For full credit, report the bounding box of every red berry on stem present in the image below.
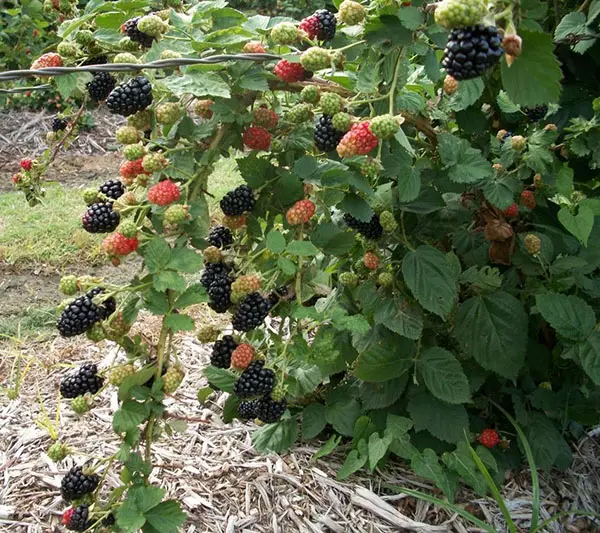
[243,126,271,151]
[286,199,316,226]
[274,60,307,83]
[363,252,380,270]
[520,190,536,210]
[503,203,518,218]
[20,158,33,171]
[148,179,181,206]
[478,428,500,449]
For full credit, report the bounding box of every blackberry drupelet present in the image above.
[98,179,125,201]
[524,105,548,121]
[57,288,115,338]
[51,117,68,132]
[231,292,270,332]
[86,72,117,101]
[219,185,255,216]
[442,25,503,80]
[314,115,344,151]
[314,9,337,41]
[200,262,232,289]
[122,17,155,48]
[233,360,275,398]
[343,213,383,240]
[255,396,287,423]
[238,400,257,420]
[210,335,238,368]
[106,76,153,117]
[63,505,90,531]
[60,363,104,398]
[207,225,234,249]
[82,202,120,233]
[61,466,100,501]
[208,274,233,313]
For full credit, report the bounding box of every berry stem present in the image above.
[400,211,415,251]
[295,223,304,305]
[388,49,404,115]
[335,40,366,52]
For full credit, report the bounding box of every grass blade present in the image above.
[533,509,600,532]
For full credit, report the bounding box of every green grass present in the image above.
[0,305,58,340]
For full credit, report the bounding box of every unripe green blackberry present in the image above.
[60,275,78,296]
[370,114,399,139]
[271,385,287,402]
[271,22,298,45]
[379,210,398,232]
[46,131,58,143]
[353,258,369,275]
[164,204,189,225]
[113,52,140,64]
[115,125,141,145]
[117,219,137,238]
[119,37,140,52]
[434,0,487,29]
[123,143,145,161]
[86,323,106,342]
[300,47,332,71]
[43,1,54,15]
[161,49,182,59]
[137,14,167,37]
[71,395,92,414]
[511,135,527,151]
[524,234,541,255]
[156,102,181,125]
[163,366,185,393]
[76,29,95,45]
[155,8,172,19]
[339,272,359,287]
[287,104,313,124]
[82,187,99,205]
[332,112,353,132]
[196,325,220,343]
[360,157,381,178]
[301,85,319,104]
[377,272,394,287]
[203,246,222,263]
[109,364,136,386]
[128,110,153,131]
[48,442,70,462]
[165,0,182,8]
[142,152,168,173]
[320,93,343,115]
[338,0,366,25]
[105,312,132,340]
[57,42,78,58]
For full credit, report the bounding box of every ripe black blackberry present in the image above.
[233,360,275,398]
[57,288,115,338]
[268,286,289,306]
[208,274,233,313]
[442,25,503,81]
[255,396,287,423]
[200,262,232,289]
[219,185,255,216]
[238,400,257,420]
[106,76,153,117]
[207,225,234,249]
[82,55,108,66]
[98,179,125,201]
[210,335,238,368]
[231,292,270,332]
[51,117,68,132]
[86,72,117,101]
[314,9,337,41]
[63,505,90,532]
[524,105,548,121]
[61,466,100,501]
[102,513,116,527]
[82,202,120,233]
[314,115,344,152]
[60,363,104,398]
[343,213,383,240]
[122,17,155,48]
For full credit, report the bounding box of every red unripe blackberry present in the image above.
[147,179,180,206]
[20,159,33,171]
[220,185,255,216]
[57,288,116,337]
[363,251,380,270]
[233,360,275,398]
[120,158,149,183]
[121,17,154,48]
[243,41,266,53]
[343,213,383,240]
[207,225,233,248]
[286,199,316,225]
[337,121,379,157]
[274,60,307,83]
[62,505,90,531]
[31,52,63,69]
[520,190,536,209]
[255,396,287,423]
[98,179,124,201]
[252,106,279,130]
[299,15,319,39]
[231,343,255,369]
[61,465,100,501]
[82,202,120,233]
[478,428,500,449]
[210,335,238,368]
[503,203,518,218]
[231,292,270,332]
[60,363,104,397]
[102,232,139,256]
[106,76,153,117]
[243,126,271,151]
[87,72,117,101]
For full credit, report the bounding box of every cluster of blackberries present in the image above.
[57,288,115,338]
[210,335,238,368]
[238,396,287,423]
[86,72,117,102]
[61,466,99,501]
[98,179,124,201]
[314,115,344,152]
[232,292,270,332]
[106,76,153,117]
[343,213,383,240]
[200,262,234,313]
[442,25,503,80]
[207,225,233,249]
[62,505,90,532]
[233,360,275,398]
[82,202,120,233]
[122,16,155,48]
[51,117,68,132]
[60,363,104,398]
[220,185,255,216]
[524,105,548,121]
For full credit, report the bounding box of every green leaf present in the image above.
[437,134,493,184]
[454,292,527,379]
[144,289,170,315]
[174,284,207,308]
[525,412,567,471]
[368,432,392,470]
[314,434,341,459]
[286,240,320,256]
[397,168,421,203]
[481,175,520,210]
[118,367,156,402]
[325,398,362,436]
[164,68,230,98]
[203,366,236,393]
[164,314,195,332]
[144,238,171,273]
[337,449,368,480]
[558,206,595,246]
[311,223,355,256]
[578,332,600,385]
[359,376,408,410]
[556,165,574,197]
[443,442,488,496]
[536,293,595,341]
[153,271,187,292]
[354,333,415,382]
[130,486,165,513]
[167,247,203,272]
[402,245,457,319]
[496,90,521,114]
[117,498,146,532]
[500,30,562,106]
[277,256,296,275]
[266,230,286,253]
[385,414,413,439]
[411,448,457,501]
[407,391,469,444]
[253,417,299,453]
[397,6,422,29]
[113,401,149,433]
[339,193,373,222]
[417,347,470,404]
[448,78,484,111]
[287,364,322,396]
[373,296,423,340]
[144,500,187,533]
[302,403,327,439]
[459,266,502,294]
[55,73,82,99]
